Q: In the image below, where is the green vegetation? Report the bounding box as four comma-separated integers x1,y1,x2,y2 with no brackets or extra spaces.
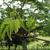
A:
0,0,50,50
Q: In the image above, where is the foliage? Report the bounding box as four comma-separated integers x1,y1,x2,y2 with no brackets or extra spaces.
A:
26,16,36,32
0,18,21,39
0,0,50,47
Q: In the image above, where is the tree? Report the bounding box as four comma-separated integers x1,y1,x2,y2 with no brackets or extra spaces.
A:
0,0,50,50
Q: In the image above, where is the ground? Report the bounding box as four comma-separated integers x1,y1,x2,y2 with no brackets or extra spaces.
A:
0,36,50,50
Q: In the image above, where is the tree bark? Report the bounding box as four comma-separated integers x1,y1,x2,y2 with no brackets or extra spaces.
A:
14,44,17,50
22,40,27,50
8,45,10,50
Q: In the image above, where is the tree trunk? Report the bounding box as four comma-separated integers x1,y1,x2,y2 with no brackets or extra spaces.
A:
8,45,10,50
14,44,17,50
22,40,27,50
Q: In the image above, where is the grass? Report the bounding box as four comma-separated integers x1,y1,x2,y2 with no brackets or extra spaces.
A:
0,45,50,50
0,45,23,50
0,36,50,50
0,40,50,50
27,41,50,50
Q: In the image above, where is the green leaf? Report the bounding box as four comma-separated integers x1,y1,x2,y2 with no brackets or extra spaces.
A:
26,16,36,32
